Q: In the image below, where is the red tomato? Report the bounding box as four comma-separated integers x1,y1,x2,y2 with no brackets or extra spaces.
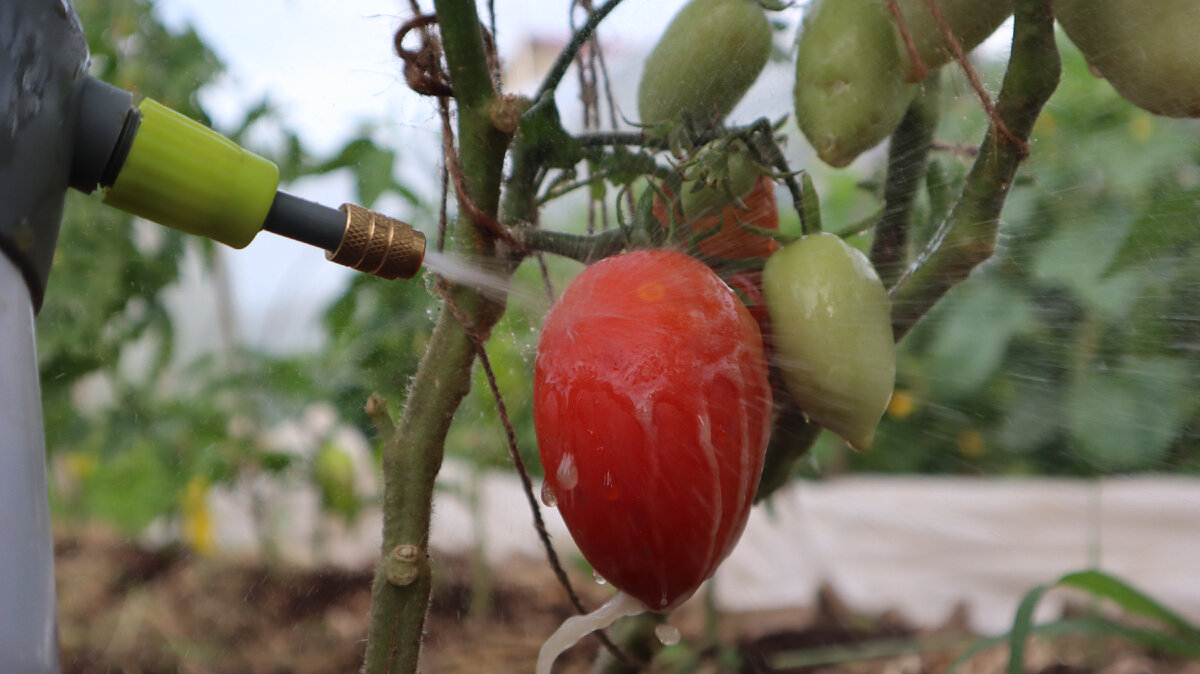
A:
534,250,772,610
726,270,771,354
653,175,780,259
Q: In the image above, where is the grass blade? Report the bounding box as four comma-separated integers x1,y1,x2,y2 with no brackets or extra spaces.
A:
949,570,1200,673
1058,570,1200,639
1006,582,1051,674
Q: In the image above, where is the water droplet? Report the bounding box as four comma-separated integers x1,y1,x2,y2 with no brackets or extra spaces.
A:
602,472,619,501
556,454,578,490
654,623,681,646
592,570,607,586
540,482,557,507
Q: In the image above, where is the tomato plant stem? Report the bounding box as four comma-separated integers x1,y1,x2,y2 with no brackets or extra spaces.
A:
872,71,941,287
889,0,1059,341
362,1,513,672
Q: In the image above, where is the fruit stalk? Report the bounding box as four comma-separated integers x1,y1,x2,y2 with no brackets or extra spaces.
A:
871,72,941,287
889,0,1059,341
362,1,512,672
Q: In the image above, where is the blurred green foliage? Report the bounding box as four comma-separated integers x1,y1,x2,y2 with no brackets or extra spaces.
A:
829,37,1200,476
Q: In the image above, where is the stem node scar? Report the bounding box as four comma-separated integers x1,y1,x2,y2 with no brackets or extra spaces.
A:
488,94,523,134
385,544,423,586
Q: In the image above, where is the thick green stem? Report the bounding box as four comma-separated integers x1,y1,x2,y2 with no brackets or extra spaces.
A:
362,1,512,672
889,0,1059,341
871,72,941,287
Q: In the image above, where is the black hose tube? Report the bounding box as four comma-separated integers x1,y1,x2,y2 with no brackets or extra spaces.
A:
261,190,346,251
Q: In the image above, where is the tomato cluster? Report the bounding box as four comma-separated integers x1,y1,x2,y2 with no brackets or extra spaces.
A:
523,0,940,638
532,0,900,621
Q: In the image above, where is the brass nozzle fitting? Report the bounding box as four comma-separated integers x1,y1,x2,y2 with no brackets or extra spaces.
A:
327,204,426,280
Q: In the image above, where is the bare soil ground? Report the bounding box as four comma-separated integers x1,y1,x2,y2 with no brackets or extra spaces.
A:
54,524,1200,673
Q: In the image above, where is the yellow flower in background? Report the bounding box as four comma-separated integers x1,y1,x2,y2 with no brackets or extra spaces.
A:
181,476,214,556
886,389,916,421
62,451,99,482
957,428,985,459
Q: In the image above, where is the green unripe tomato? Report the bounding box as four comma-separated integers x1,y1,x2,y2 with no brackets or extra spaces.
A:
890,0,1013,83
679,143,761,221
638,0,772,128
763,233,895,450
1056,0,1200,118
793,0,918,167
314,443,357,516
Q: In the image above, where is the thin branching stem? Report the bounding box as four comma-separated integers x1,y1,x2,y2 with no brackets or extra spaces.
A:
889,0,1059,341
536,0,627,101
871,72,941,287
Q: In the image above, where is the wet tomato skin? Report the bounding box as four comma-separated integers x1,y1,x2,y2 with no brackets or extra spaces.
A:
534,250,772,610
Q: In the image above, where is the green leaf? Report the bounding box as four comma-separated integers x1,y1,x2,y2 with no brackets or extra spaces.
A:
316,137,399,207
925,159,954,232
925,282,1032,397
518,95,583,170
1032,204,1142,319
1066,356,1194,470
1108,168,1200,275
949,617,1200,672
996,378,1062,452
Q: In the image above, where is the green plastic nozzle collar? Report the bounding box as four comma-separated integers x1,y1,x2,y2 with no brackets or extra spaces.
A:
102,99,279,248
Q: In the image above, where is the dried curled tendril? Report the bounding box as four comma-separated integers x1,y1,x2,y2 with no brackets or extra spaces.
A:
393,14,499,99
